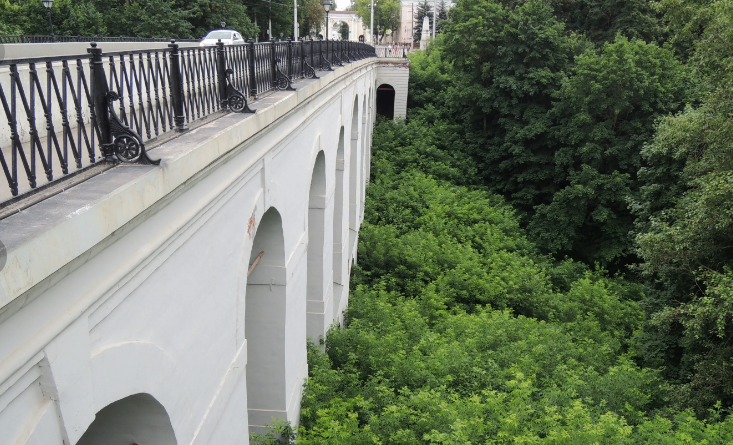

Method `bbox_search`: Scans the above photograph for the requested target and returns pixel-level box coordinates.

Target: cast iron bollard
[287,38,293,80]
[88,42,113,159]
[216,40,228,109]
[168,40,187,131]
[88,42,159,164]
[270,40,277,89]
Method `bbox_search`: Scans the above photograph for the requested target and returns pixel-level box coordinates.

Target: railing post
[215,39,228,110]
[168,40,187,131]
[287,37,293,80]
[87,42,113,159]
[247,39,257,99]
[319,39,323,69]
[270,40,277,89]
[310,38,315,69]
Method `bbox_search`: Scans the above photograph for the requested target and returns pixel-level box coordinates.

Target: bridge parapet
[0,39,376,206]
[0,42,408,443]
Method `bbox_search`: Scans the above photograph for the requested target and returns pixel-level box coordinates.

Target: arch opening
[332,21,349,40]
[360,97,369,224]
[349,99,360,233]
[77,393,176,445]
[376,84,395,120]
[307,151,328,342]
[332,127,346,320]
[245,207,287,429]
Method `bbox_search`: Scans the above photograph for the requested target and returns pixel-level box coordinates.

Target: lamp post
[363,23,366,43]
[42,0,54,42]
[370,0,374,46]
[323,0,331,41]
[294,0,298,40]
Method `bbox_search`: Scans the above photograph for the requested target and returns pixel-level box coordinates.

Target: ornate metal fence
[0,39,376,204]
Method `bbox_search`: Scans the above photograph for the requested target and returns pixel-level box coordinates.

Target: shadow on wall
[245,207,288,430]
[376,84,395,120]
[77,393,176,445]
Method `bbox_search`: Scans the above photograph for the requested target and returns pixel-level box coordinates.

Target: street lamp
[42,0,54,42]
[323,0,332,41]
[370,0,374,46]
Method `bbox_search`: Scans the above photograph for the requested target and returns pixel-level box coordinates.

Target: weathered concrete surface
[0,56,385,444]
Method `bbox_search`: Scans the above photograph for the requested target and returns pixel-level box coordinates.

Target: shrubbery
[293,115,733,442]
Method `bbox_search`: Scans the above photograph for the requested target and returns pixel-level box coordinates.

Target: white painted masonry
[0,56,397,444]
[375,58,410,119]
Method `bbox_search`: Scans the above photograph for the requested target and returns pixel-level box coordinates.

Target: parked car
[200,29,245,47]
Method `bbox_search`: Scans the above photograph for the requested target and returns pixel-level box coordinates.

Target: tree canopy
[263,0,733,440]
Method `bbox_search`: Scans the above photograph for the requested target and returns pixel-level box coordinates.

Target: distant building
[324,11,368,42]
[327,0,452,46]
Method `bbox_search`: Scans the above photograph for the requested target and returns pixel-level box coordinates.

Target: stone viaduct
[0,41,408,444]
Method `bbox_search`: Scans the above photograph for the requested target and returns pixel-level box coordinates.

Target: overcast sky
[334,0,353,11]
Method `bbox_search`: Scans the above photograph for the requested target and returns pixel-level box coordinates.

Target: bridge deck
[0,56,373,322]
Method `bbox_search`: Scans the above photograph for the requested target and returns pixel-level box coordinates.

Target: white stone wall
[0,59,378,445]
[375,59,410,119]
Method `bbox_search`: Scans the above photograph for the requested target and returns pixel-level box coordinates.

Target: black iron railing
[0,35,199,44]
[0,38,376,204]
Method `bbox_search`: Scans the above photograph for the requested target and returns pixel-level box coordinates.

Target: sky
[335,0,353,10]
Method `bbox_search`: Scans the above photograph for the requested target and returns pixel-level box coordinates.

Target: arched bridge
[0,40,408,444]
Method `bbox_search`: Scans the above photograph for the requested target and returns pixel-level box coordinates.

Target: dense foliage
[284,0,733,441]
[353,0,401,42]
[284,112,733,442]
[400,0,733,420]
[0,0,326,40]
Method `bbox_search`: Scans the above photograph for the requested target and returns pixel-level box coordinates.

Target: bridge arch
[333,21,349,40]
[349,97,360,233]
[84,340,182,442]
[306,150,329,342]
[361,95,369,223]
[332,127,346,321]
[78,393,176,445]
[244,207,289,430]
[376,84,396,119]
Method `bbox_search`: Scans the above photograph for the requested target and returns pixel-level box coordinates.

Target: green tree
[294,115,733,443]
[189,0,258,39]
[436,0,447,34]
[246,0,293,40]
[298,0,324,38]
[528,36,689,267]
[339,21,348,40]
[412,0,432,44]
[441,0,571,216]
[2,0,106,36]
[549,0,665,45]
[353,0,400,42]
[632,0,733,414]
